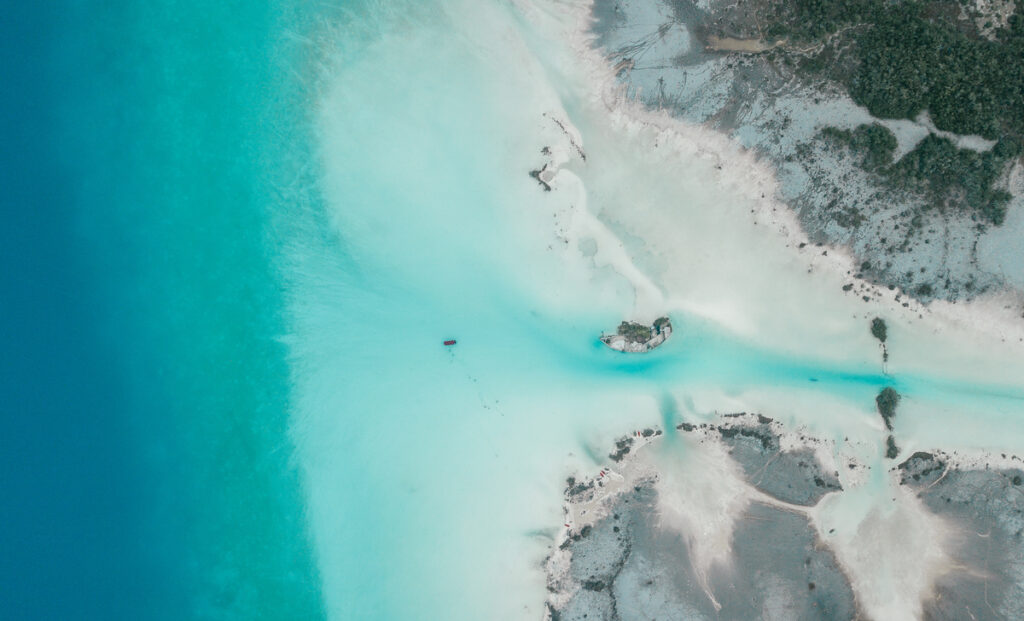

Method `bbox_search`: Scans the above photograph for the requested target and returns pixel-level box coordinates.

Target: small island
[600,317,672,353]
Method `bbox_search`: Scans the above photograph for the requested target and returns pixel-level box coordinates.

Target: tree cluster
[775,0,1023,225]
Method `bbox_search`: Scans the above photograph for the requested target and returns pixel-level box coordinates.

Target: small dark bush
[876,387,901,430]
[870,317,887,343]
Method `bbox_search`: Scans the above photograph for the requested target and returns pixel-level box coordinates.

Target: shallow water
[15,0,1024,618]
[289,1,1024,618]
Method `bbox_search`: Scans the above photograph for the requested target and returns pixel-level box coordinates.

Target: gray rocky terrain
[590,0,1024,303]
[898,452,1024,619]
[551,485,858,620]
[549,416,1024,619]
[711,414,842,505]
[549,415,859,619]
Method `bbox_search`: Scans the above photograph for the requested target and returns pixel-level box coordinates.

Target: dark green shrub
[876,387,901,430]
[870,318,887,342]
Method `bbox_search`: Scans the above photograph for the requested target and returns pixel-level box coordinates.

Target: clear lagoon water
[3,1,322,618]
[7,0,1024,619]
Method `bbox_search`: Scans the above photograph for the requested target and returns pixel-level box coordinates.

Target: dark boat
[443,339,457,346]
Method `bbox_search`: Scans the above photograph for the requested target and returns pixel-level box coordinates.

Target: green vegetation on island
[617,321,657,344]
[891,135,1017,224]
[876,387,901,430]
[820,124,897,171]
[602,317,673,353]
[616,317,672,344]
[870,317,887,343]
[821,124,1018,225]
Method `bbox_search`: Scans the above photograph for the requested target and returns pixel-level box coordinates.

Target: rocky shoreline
[590,0,1024,303]
[546,413,1024,620]
[546,414,857,620]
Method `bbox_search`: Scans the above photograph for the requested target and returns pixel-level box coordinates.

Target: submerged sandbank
[285,1,1024,620]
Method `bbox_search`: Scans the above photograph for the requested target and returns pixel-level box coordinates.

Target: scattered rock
[716,416,842,505]
[897,452,946,486]
[529,165,553,191]
[566,476,594,498]
[581,579,605,592]
[609,436,634,462]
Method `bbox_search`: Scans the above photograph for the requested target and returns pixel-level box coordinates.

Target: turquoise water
[295,1,1024,617]
[89,3,329,617]
[8,0,325,617]
[11,0,1024,619]
[289,1,1024,618]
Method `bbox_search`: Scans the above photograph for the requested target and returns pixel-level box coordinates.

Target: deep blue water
[1,2,322,618]
[0,5,175,617]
